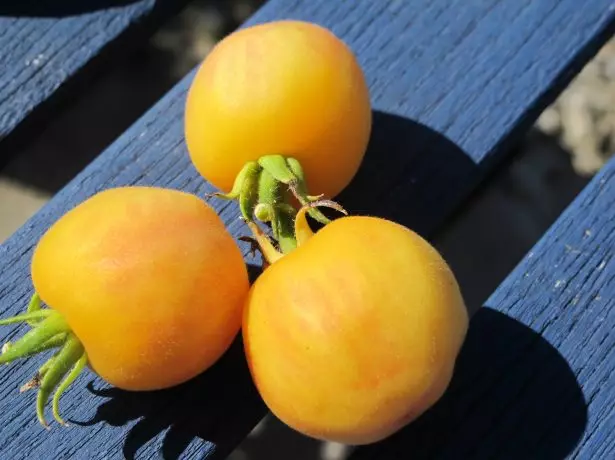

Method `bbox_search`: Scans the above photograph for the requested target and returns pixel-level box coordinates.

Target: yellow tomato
[31,186,249,391]
[243,216,468,444]
[185,20,372,199]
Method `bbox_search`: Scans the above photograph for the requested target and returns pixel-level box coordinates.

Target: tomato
[184,20,372,200]
[0,186,249,426]
[243,215,468,444]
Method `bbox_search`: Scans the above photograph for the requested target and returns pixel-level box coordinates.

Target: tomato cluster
[0,20,467,445]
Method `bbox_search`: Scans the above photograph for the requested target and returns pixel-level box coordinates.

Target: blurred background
[1,1,614,459]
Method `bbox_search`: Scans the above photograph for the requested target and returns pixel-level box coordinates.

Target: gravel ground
[0,3,613,460]
[537,39,615,174]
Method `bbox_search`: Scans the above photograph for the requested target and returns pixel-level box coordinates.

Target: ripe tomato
[184,20,372,200]
[243,215,468,444]
[1,186,249,425]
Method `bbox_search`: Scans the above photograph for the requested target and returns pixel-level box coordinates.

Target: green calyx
[210,155,329,254]
[242,199,348,267]
[0,293,87,428]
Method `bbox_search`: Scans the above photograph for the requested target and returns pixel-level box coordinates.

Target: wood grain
[0,0,186,153]
[0,0,614,458]
[352,154,615,460]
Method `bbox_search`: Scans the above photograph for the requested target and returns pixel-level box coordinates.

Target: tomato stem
[0,293,88,428]
[294,200,348,246]
[257,169,281,221]
[294,205,314,246]
[275,205,298,254]
[256,170,298,253]
[211,156,343,258]
[258,155,330,224]
[244,220,284,264]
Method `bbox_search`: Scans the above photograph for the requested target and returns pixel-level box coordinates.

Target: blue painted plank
[0,0,187,151]
[0,0,614,458]
[351,155,615,460]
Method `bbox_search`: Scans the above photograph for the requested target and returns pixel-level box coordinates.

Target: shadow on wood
[75,338,265,460]
[70,264,267,460]
[434,130,590,314]
[350,308,587,460]
[0,1,143,17]
[337,110,477,237]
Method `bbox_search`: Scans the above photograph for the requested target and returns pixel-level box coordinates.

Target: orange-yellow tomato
[32,187,249,391]
[243,216,468,444]
[185,20,372,198]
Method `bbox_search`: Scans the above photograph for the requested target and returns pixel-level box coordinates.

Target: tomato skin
[31,187,249,391]
[185,20,372,198]
[243,216,468,444]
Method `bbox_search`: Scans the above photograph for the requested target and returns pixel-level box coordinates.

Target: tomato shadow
[349,308,588,460]
[0,0,144,17]
[71,263,267,460]
[335,110,479,237]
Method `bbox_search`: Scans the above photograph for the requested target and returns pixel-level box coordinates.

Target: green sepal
[258,155,297,184]
[0,313,69,365]
[26,293,43,327]
[0,299,89,428]
[285,158,330,224]
[52,351,87,426]
[36,334,85,427]
[209,160,262,201]
[237,161,262,221]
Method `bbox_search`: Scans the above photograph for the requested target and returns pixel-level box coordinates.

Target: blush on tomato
[0,186,249,426]
[243,214,468,444]
[185,20,372,200]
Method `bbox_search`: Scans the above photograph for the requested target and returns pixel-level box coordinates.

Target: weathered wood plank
[0,0,614,458]
[0,0,186,154]
[352,155,615,460]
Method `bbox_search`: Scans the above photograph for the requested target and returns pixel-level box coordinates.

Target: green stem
[275,205,298,254]
[256,170,299,254]
[294,199,348,247]
[259,155,330,224]
[209,155,340,258]
[286,158,323,201]
[245,221,284,265]
[257,169,282,220]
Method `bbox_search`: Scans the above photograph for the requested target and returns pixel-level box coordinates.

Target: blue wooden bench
[0,0,614,458]
[352,155,615,459]
[0,0,187,163]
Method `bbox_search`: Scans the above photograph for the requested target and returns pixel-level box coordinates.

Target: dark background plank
[0,0,614,458]
[352,154,615,460]
[0,0,188,161]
